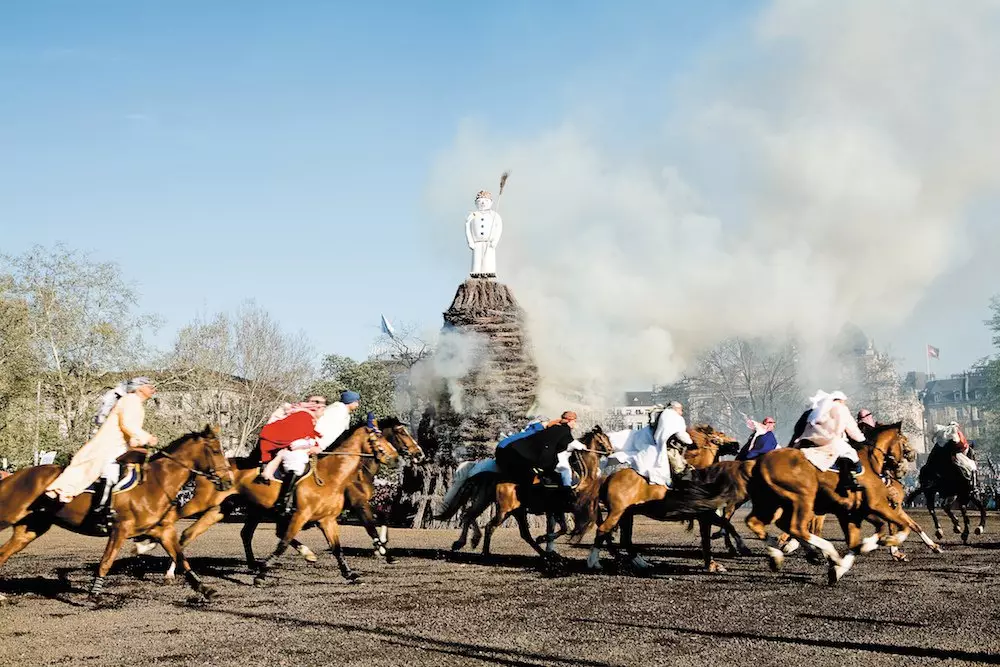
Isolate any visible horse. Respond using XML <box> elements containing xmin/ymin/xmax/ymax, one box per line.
<box><xmin>436</xmin><ymin>427</ymin><xmax>613</xmax><ymax>562</ymax></box>
<box><xmin>577</xmin><ymin>426</ymin><xmax>752</xmax><ymax>573</ymax></box>
<box><xmin>743</xmin><ymin>422</ymin><xmax>941</xmax><ymax>584</ymax></box>
<box><xmin>0</xmin><ymin>426</ymin><xmax>232</xmax><ymax>600</ymax></box>
<box><xmin>905</xmin><ymin>441</ymin><xmax>986</xmax><ymax>544</ymax></box>
<box><xmin>149</xmin><ymin>417</ymin><xmax>415</xmax><ymax>583</ymax></box>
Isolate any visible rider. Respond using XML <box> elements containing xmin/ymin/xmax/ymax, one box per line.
<box><xmin>257</xmin><ymin>394</ymin><xmax>328</xmax><ymax>515</ymax></box>
<box><xmin>654</xmin><ymin>401</ymin><xmax>695</xmax><ymax>482</ymax></box>
<box><xmin>495</xmin><ymin>411</ymin><xmax>578</xmax><ymax>496</ymax></box>
<box><xmin>931</xmin><ymin>421</ymin><xmax>977</xmax><ymax>482</ymax></box>
<box><xmin>737</xmin><ymin>416</ymin><xmax>778</xmax><ymax>460</ymax></box>
<box><xmin>43</xmin><ymin>377</ymin><xmax>158</xmax><ymax>532</ymax></box>
<box><xmin>794</xmin><ymin>390</ymin><xmax>866</xmax><ymax>491</ymax></box>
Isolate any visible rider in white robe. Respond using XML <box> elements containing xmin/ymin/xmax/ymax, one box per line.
<box><xmin>607</xmin><ymin>402</ymin><xmax>691</xmax><ymax>487</ymax></box>
<box><xmin>795</xmin><ymin>390</ymin><xmax>865</xmax><ymax>472</ymax></box>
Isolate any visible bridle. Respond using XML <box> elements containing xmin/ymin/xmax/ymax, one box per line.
<box><xmin>157</xmin><ymin>438</ymin><xmax>230</xmax><ymax>491</ymax></box>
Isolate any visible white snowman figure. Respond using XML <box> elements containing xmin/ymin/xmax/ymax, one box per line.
<box><xmin>465</xmin><ymin>189</ymin><xmax>503</xmax><ymax>277</ymax></box>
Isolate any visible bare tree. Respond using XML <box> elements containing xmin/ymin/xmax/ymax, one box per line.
<box><xmin>682</xmin><ymin>337</ymin><xmax>801</xmax><ymax>436</ymax></box>
<box><xmin>163</xmin><ymin>301</ymin><xmax>315</xmax><ymax>453</ymax></box>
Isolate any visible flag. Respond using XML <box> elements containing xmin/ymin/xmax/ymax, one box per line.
<box><xmin>927</xmin><ymin>344</ymin><xmax>940</xmax><ymax>359</ymax></box>
<box><xmin>380</xmin><ymin>314</ymin><xmax>396</xmax><ymax>339</ymax></box>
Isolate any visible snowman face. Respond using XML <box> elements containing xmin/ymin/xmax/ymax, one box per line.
<box><xmin>475</xmin><ymin>197</ymin><xmax>493</xmax><ymax>212</ymax></box>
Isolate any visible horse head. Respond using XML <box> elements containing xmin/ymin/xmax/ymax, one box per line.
<box><xmin>690</xmin><ymin>424</ymin><xmax>740</xmax><ymax>460</ymax></box>
<box><xmin>868</xmin><ymin>421</ymin><xmax>908</xmax><ymax>478</ymax></box>
<box><xmin>361</xmin><ymin>423</ymin><xmax>400</xmax><ymax>465</ymax></box>
<box><xmin>582</xmin><ymin>424</ymin><xmax>614</xmax><ymax>456</ymax></box>
<box><xmin>377</xmin><ymin>416</ymin><xmax>425</xmax><ymax>464</ymax></box>
<box><xmin>161</xmin><ymin>425</ymin><xmax>233</xmax><ymax>491</ymax></box>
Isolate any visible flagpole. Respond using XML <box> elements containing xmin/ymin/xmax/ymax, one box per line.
<box><xmin>926</xmin><ymin>344</ymin><xmax>930</xmax><ymax>378</ymax></box>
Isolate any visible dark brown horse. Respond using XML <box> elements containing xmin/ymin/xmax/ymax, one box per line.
<box><xmin>905</xmin><ymin>445</ymin><xmax>986</xmax><ymax>544</ymax></box>
<box><xmin>436</xmin><ymin>427</ymin><xmax>613</xmax><ymax>562</ymax></box>
<box><xmin>744</xmin><ymin>422</ymin><xmax>941</xmax><ymax>584</ymax></box>
<box><xmin>0</xmin><ymin>426</ymin><xmax>232</xmax><ymax>600</ymax></box>
<box><xmin>578</xmin><ymin>425</ymin><xmax>751</xmax><ymax>573</ymax></box>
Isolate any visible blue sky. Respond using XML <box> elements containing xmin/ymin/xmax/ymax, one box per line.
<box><xmin>2</xmin><ymin>1</ymin><xmax>995</xmax><ymax>385</ymax></box>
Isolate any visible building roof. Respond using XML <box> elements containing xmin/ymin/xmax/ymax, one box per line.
<box><xmin>923</xmin><ymin>372</ymin><xmax>990</xmax><ymax>404</ymax></box>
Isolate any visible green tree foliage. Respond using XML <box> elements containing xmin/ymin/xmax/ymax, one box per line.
<box><xmin>310</xmin><ymin>354</ymin><xmax>396</xmax><ymax>420</ymax></box>
<box><xmin>979</xmin><ymin>296</ymin><xmax>1000</xmax><ymax>453</ymax></box>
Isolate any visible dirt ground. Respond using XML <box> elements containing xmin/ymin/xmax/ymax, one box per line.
<box><xmin>1</xmin><ymin>511</ymin><xmax>999</xmax><ymax>667</ymax></box>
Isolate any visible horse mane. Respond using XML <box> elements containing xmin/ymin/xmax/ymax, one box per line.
<box><xmin>376</xmin><ymin>416</ymin><xmax>408</xmax><ymax>430</ymax></box>
<box><xmin>328</xmin><ymin>421</ymin><xmax>371</xmax><ymax>449</ymax></box>
<box><xmin>149</xmin><ymin>426</ymin><xmax>215</xmax><ymax>460</ymax></box>
<box><xmin>870</xmin><ymin>421</ymin><xmax>903</xmax><ymax>436</ymax></box>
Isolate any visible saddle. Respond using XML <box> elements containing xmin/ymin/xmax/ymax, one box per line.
<box><xmin>271</xmin><ymin>462</ymin><xmax>313</xmax><ymax>486</ymax></box>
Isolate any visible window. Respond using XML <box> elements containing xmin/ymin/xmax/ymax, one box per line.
<box><xmin>955</xmin><ymin>407</ymin><xmax>965</xmax><ymax>420</ymax></box>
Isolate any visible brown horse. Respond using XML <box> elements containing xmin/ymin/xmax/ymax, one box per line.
<box><xmin>152</xmin><ymin>418</ymin><xmax>414</xmax><ymax>583</ymax></box>
<box><xmin>579</xmin><ymin>425</ymin><xmax>751</xmax><ymax>573</ymax></box>
<box><xmin>743</xmin><ymin>422</ymin><xmax>941</xmax><ymax>584</ymax></box>
<box><xmin>0</xmin><ymin>426</ymin><xmax>232</xmax><ymax>600</ymax></box>
<box><xmin>436</xmin><ymin>427</ymin><xmax>613</xmax><ymax>563</ymax></box>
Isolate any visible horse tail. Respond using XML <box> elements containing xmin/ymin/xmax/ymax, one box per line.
<box><xmin>436</xmin><ymin>461</ymin><xmax>479</xmax><ymax>522</ymax></box>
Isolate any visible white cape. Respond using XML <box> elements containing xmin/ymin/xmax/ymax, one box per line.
<box><xmin>605</xmin><ymin>427</ymin><xmax>671</xmax><ymax>487</ymax></box>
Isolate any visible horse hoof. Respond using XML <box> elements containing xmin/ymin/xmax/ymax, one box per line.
<box><xmin>384</xmin><ymin>554</ymin><xmax>396</xmax><ymax>565</ymax></box>
<box><xmin>343</xmin><ymin>571</ymin><xmax>360</xmax><ymax>583</ymax></box>
<box><xmin>962</xmin><ymin>532</ymin><xmax>970</xmax><ymax>544</ymax></box>
<box><xmin>782</xmin><ymin>539</ymin><xmax>801</xmax><ymax>555</ymax></box>
<box><xmin>450</xmin><ymin>541</ymin><xmax>464</xmax><ymax>552</ymax></box>
<box><xmin>252</xmin><ymin>576</ymin><xmax>266</xmax><ymax>588</ymax></box>
<box><xmin>953</xmin><ymin>525</ymin><xmax>962</xmax><ymax>534</ymax></box>
<box><xmin>163</xmin><ymin>575</ymin><xmax>176</xmax><ymax>586</ymax></box>
<box><xmin>827</xmin><ymin>564</ymin><xmax>839</xmax><ymax>586</ymax></box>
<box><xmin>891</xmin><ymin>552</ymin><xmax>909</xmax><ymax>562</ymax></box>
<box><xmin>302</xmin><ymin>553</ymin><xmax>318</xmax><ymax>564</ymax></box>
<box><xmin>805</xmin><ymin>551</ymin><xmax>825</xmax><ymax>566</ymax></box>
<box><xmin>766</xmin><ymin>549</ymin><xmax>784</xmax><ymax>572</ymax></box>
<box><xmin>707</xmin><ymin>561</ymin><xmax>727</xmax><ymax>574</ymax></box>
<box><xmin>932</xmin><ymin>544</ymin><xmax>944</xmax><ymax>554</ymax></box>
<box><xmin>975</xmin><ymin>526</ymin><xmax>985</xmax><ymax>536</ymax></box>
<box><xmin>934</xmin><ymin>528</ymin><xmax>944</xmax><ymax>540</ymax></box>
<box><xmin>200</xmin><ymin>586</ymin><xmax>218</xmax><ymax>601</ymax></box>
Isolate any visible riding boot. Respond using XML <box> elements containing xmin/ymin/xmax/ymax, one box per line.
<box><xmin>836</xmin><ymin>458</ymin><xmax>864</xmax><ymax>492</ymax></box>
<box><xmin>277</xmin><ymin>472</ymin><xmax>301</xmax><ymax>516</ymax></box>
<box><xmin>90</xmin><ymin>479</ymin><xmax>114</xmax><ymax>536</ymax></box>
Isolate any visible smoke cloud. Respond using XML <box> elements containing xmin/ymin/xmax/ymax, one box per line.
<box><xmin>426</xmin><ymin>0</ymin><xmax>1000</xmax><ymax>411</ymax></box>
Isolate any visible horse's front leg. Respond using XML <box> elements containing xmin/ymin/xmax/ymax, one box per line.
<box><xmin>942</xmin><ymin>497</ymin><xmax>962</xmax><ymax>535</ymax></box>
<box><xmin>315</xmin><ymin>515</ymin><xmax>360</xmax><ymax>583</ymax></box>
<box><xmin>971</xmin><ymin>492</ymin><xmax>987</xmax><ymax>536</ymax></box>
<box><xmin>145</xmin><ymin>522</ymin><xmax>217</xmax><ymax>600</ymax></box>
<box><xmin>699</xmin><ymin>514</ymin><xmax>726</xmax><ymax>573</ymax></box>
<box><xmin>355</xmin><ymin>502</ymin><xmax>392</xmax><ymax>562</ymax></box>
<box><xmin>513</xmin><ymin>509</ymin><xmax>550</xmax><ymax>560</ymax></box>
<box><xmin>91</xmin><ymin>521</ymin><xmax>133</xmax><ymax>599</ymax></box>
<box><xmin>958</xmin><ymin>500</ymin><xmax>972</xmax><ymax>544</ymax></box>
<box><xmin>253</xmin><ymin>512</ymin><xmax>308</xmax><ymax>587</ymax></box>
<box><xmin>925</xmin><ymin>491</ymin><xmax>945</xmax><ymax>540</ymax></box>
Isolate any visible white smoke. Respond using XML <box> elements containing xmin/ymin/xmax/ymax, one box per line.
<box><xmin>426</xmin><ymin>0</ymin><xmax>1000</xmax><ymax>412</ymax></box>
<box><xmin>408</xmin><ymin>328</ymin><xmax>487</xmax><ymax>413</ymax></box>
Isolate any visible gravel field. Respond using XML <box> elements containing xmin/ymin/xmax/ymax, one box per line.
<box><xmin>1</xmin><ymin>511</ymin><xmax>999</xmax><ymax>667</ymax></box>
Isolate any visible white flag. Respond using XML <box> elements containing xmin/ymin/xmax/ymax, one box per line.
<box><xmin>380</xmin><ymin>314</ymin><xmax>396</xmax><ymax>339</ymax></box>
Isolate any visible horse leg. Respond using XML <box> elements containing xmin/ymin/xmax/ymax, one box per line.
<box><xmin>620</xmin><ymin>512</ymin><xmax>652</xmax><ymax>570</ymax></box>
<box><xmin>91</xmin><ymin>522</ymin><xmax>132</xmax><ymax>598</ymax></box>
<box><xmin>699</xmin><ymin>514</ymin><xmax>726</xmax><ymax>573</ymax></box>
<box><xmin>829</xmin><ymin>513</ymin><xmax>864</xmax><ymax>585</ymax></box>
<box><xmin>588</xmin><ymin>506</ymin><xmax>627</xmax><ymax>571</ymax></box>
<box><xmin>315</xmin><ymin>516</ymin><xmax>360</xmax><ymax>583</ymax></box>
<box><xmin>162</xmin><ymin>505</ymin><xmax>226</xmax><ymax>583</ymax></box>
<box><xmin>144</xmin><ymin>523</ymin><xmax>217</xmax><ymax>600</ymax></box>
<box><xmin>785</xmin><ymin>497</ymin><xmax>841</xmax><ymax>568</ymax></box>
<box><xmin>356</xmin><ymin>502</ymin><xmax>391</xmax><ymax>562</ymax></box>
<box><xmin>291</xmin><ymin>539</ymin><xmax>317</xmax><ymax>563</ymax></box>
<box><xmin>252</xmin><ymin>512</ymin><xmax>310</xmax><ymax>587</ymax></box>
<box><xmin>925</xmin><ymin>490</ymin><xmax>945</xmax><ymax>540</ymax></box>
<box><xmin>958</xmin><ymin>500</ymin><xmax>971</xmax><ymax>544</ymax></box>
<box><xmin>513</xmin><ymin>509</ymin><xmax>551</xmax><ymax>560</ymax></box>
<box><xmin>241</xmin><ymin>512</ymin><xmax>263</xmax><ymax>571</ymax></box>
<box><xmin>942</xmin><ymin>497</ymin><xmax>962</xmax><ymax>535</ymax></box>
<box><xmin>971</xmin><ymin>492</ymin><xmax>987</xmax><ymax>536</ymax></box>
<box><xmin>0</xmin><ymin>519</ymin><xmax>52</xmax><ymax>570</ymax></box>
